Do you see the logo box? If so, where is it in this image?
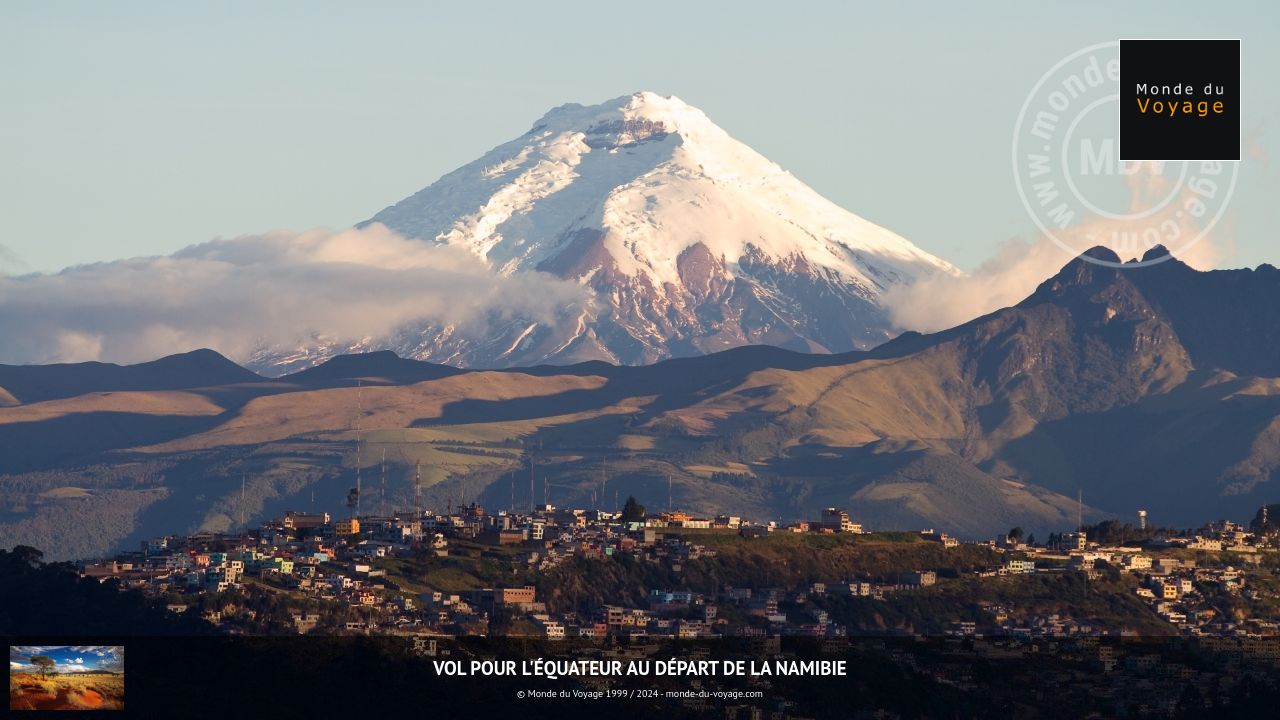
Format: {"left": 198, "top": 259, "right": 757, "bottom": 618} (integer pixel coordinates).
{"left": 1119, "top": 39, "right": 1240, "bottom": 161}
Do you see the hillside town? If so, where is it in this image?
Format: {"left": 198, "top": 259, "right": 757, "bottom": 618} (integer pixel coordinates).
{"left": 72, "top": 496, "right": 1280, "bottom": 646}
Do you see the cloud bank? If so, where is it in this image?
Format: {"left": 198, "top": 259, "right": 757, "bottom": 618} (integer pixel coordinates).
{"left": 0, "top": 224, "right": 588, "bottom": 366}
{"left": 885, "top": 164, "right": 1232, "bottom": 334}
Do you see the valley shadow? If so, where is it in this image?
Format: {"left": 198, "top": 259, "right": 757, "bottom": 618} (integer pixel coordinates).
{"left": 116, "top": 444, "right": 355, "bottom": 553}
{"left": 280, "top": 351, "right": 467, "bottom": 388}
{"left": 766, "top": 443, "right": 907, "bottom": 478}
{"left": 0, "top": 412, "right": 227, "bottom": 472}
{"left": 186, "top": 381, "right": 311, "bottom": 414}
{"left": 997, "top": 387, "right": 1280, "bottom": 526}
{"left": 116, "top": 454, "right": 243, "bottom": 551}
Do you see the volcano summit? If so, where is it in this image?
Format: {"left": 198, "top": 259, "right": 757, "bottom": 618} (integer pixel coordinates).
{"left": 252, "top": 92, "right": 956, "bottom": 373}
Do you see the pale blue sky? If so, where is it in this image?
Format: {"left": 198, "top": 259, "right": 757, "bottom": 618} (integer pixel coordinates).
{"left": 2, "top": 1, "right": 1277, "bottom": 273}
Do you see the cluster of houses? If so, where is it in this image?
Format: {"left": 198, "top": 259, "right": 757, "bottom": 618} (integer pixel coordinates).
{"left": 966, "top": 520, "right": 1280, "bottom": 638}
{"left": 1125, "top": 554, "right": 1268, "bottom": 635}
{"left": 76, "top": 499, "right": 1280, "bottom": 640}
{"left": 75, "top": 503, "right": 918, "bottom": 637}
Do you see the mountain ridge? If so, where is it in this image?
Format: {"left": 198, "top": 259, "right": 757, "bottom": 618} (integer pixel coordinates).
{"left": 0, "top": 349, "right": 261, "bottom": 405}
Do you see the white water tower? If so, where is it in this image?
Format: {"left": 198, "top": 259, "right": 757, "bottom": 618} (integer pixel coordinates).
{"left": 1138, "top": 509, "right": 1147, "bottom": 531}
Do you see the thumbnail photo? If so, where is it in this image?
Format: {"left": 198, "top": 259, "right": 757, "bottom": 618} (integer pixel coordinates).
{"left": 9, "top": 646, "right": 124, "bottom": 712}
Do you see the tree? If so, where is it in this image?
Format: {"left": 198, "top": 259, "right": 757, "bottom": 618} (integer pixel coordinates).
{"left": 1250, "top": 504, "right": 1279, "bottom": 534}
{"left": 621, "top": 496, "right": 645, "bottom": 523}
{"left": 1026, "top": 533, "right": 1037, "bottom": 546}
{"left": 30, "top": 655, "right": 55, "bottom": 679}
{"left": 9, "top": 545, "right": 44, "bottom": 568}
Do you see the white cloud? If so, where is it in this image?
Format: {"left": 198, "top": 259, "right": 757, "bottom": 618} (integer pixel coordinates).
{"left": 883, "top": 236, "right": 1072, "bottom": 333}
{"left": 10, "top": 645, "right": 51, "bottom": 655}
{"left": 884, "top": 166, "right": 1232, "bottom": 334}
{"left": 0, "top": 224, "right": 588, "bottom": 366}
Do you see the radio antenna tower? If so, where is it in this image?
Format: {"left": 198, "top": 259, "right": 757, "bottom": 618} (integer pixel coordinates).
{"left": 354, "top": 380, "right": 363, "bottom": 518}
{"left": 355, "top": 464, "right": 362, "bottom": 518}
{"left": 240, "top": 472, "right": 246, "bottom": 528}
{"left": 1077, "top": 489, "right": 1083, "bottom": 531}
{"left": 413, "top": 459, "right": 422, "bottom": 520}
{"left": 380, "top": 448, "right": 387, "bottom": 518}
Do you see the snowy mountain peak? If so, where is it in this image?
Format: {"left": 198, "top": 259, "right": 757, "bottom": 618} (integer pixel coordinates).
{"left": 532, "top": 92, "right": 719, "bottom": 145}
{"left": 257, "top": 93, "right": 962, "bottom": 372}
{"left": 367, "top": 91, "right": 954, "bottom": 288}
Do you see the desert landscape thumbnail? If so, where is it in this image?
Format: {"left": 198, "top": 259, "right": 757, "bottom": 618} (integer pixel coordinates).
{"left": 9, "top": 646, "right": 124, "bottom": 711}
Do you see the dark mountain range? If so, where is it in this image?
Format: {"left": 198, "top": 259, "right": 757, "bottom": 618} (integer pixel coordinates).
{"left": 0, "top": 349, "right": 261, "bottom": 406}
{"left": 2, "top": 246, "right": 1278, "bottom": 559}
{"left": 281, "top": 350, "right": 466, "bottom": 388}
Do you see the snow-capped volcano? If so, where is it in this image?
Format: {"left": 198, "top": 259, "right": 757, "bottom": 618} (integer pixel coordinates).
{"left": 256, "top": 92, "right": 956, "bottom": 372}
